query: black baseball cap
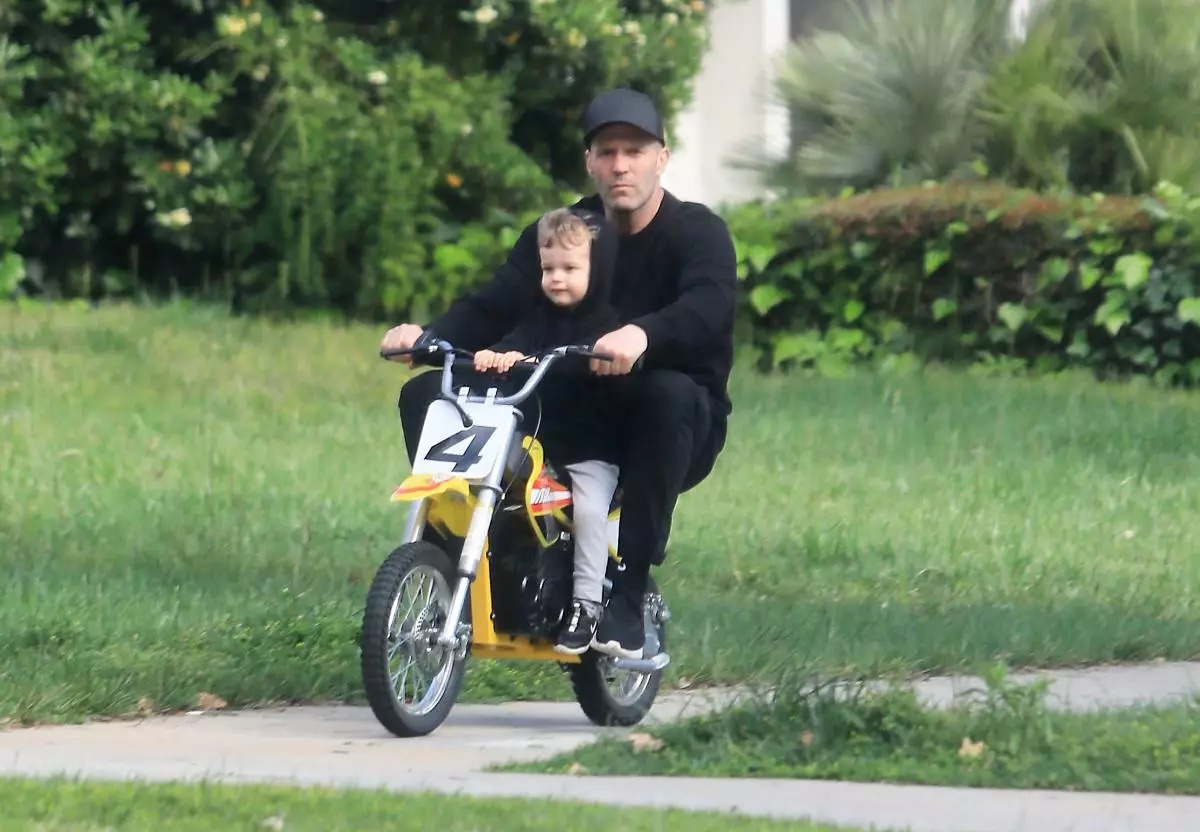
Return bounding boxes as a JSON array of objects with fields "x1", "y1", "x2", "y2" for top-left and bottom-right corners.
[{"x1": 581, "y1": 88, "x2": 666, "y2": 146}]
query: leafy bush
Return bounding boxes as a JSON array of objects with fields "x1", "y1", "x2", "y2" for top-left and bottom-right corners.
[
  {"x1": 0, "y1": 1, "x2": 250, "y2": 300},
  {"x1": 982, "y1": 0, "x2": 1200, "y2": 195},
  {"x1": 751, "y1": 0, "x2": 1012, "y2": 194},
  {"x1": 757, "y1": 0, "x2": 1200, "y2": 198},
  {"x1": 212, "y1": 5, "x2": 558, "y2": 318},
  {"x1": 0, "y1": 0, "x2": 711, "y2": 319},
  {"x1": 726, "y1": 181, "x2": 1200, "y2": 385}
]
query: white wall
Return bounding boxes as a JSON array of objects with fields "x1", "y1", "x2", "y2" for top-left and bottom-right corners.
[{"x1": 662, "y1": 0, "x2": 791, "y2": 210}]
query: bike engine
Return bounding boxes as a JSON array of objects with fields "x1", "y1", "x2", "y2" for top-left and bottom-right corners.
[
  {"x1": 519, "y1": 532, "x2": 573, "y2": 637},
  {"x1": 487, "y1": 496, "x2": 574, "y2": 639}
]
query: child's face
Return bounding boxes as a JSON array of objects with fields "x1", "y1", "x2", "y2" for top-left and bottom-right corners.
[{"x1": 539, "y1": 240, "x2": 590, "y2": 307}]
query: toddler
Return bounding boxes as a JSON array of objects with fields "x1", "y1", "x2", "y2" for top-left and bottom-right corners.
[{"x1": 474, "y1": 206, "x2": 622, "y2": 655}]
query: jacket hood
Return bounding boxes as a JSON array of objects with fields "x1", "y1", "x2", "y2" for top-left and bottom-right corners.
[{"x1": 539, "y1": 207, "x2": 620, "y2": 346}]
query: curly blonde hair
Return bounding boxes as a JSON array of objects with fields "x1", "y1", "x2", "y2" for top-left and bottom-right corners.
[{"x1": 537, "y1": 207, "x2": 597, "y2": 249}]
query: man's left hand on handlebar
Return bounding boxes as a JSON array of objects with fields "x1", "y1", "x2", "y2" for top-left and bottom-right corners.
[
  {"x1": 380, "y1": 323, "x2": 425, "y2": 366},
  {"x1": 590, "y1": 324, "x2": 647, "y2": 376}
]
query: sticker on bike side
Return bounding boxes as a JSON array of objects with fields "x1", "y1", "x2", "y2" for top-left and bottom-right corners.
[
  {"x1": 529, "y1": 475, "x2": 572, "y2": 514},
  {"x1": 411, "y1": 399, "x2": 516, "y2": 481}
]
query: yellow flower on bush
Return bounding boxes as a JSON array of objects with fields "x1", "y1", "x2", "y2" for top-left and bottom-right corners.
[
  {"x1": 474, "y1": 5, "x2": 498, "y2": 24},
  {"x1": 219, "y1": 15, "x2": 247, "y2": 36},
  {"x1": 174, "y1": 160, "x2": 192, "y2": 176},
  {"x1": 446, "y1": 173, "x2": 463, "y2": 188},
  {"x1": 158, "y1": 208, "x2": 193, "y2": 229},
  {"x1": 622, "y1": 20, "x2": 647, "y2": 47}
]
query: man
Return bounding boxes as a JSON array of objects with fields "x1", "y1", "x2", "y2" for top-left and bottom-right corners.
[{"x1": 380, "y1": 87, "x2": 738, "y2": 660}]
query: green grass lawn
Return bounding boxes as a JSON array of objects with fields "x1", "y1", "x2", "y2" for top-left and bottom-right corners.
[
  {"x1": 0, "y1": 777, "x2": 853, "y2": 831},
  {"x1": 504, "y1": 668, "x2": 1200, "y2": 795},
  {"x1": 3, "y1": 300, "x2": 1199, "y2": 723}
]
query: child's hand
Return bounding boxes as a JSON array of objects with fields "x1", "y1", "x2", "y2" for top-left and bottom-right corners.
[
  {"x1": 474, "y1": 350, "x2": 526, "y2": 373},
  {"x1": 474, "y1": 350, "x2": 499, "y2": 372},
  {"x1": 494, "y1": 351, "x2": 525, "y2": 373}
]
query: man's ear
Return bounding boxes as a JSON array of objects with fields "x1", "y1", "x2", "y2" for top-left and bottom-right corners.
[
  {"x1": 584, "y1": 147, "x2": 595, "y2": 177},
  {"x1": 656, "y1": 144, "x2": 671, "y2": 176}
]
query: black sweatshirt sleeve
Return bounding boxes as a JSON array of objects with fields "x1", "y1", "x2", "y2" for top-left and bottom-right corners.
[
  {"x1": 490, "y1": 319, "x2": 536, "y2": 354},
  {"x1": 424, "y1": 220, "x2": 542, "y2": 351},
  {"x1": 628, "y1": 207, "x2": 738, "y2": 359}
]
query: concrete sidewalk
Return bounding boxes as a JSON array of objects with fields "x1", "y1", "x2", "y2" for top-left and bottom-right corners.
[{"x1": 2, "y1": 661, "x2": 1199, "y2": 831}]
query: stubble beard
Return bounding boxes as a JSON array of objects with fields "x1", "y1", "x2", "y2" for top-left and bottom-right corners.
[{"x1": 602, "y1": 185, "x2": 646, "y2": 230}]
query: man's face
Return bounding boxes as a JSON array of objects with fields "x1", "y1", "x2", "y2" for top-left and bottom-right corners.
[
  {"x1": 540, "y1": 240, "x2": 591, "y2": 307},
  {"x1": 585, "y1": 124, "x2": 669, "y2": 216}
]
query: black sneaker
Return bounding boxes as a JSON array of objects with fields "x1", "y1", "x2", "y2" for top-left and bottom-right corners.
[
  {"x1": 554, "y1": 598, "x2": 602, "y2": 655},
  {"x1": 590, "y1": 591, "x2": 645, "y2": 659}
]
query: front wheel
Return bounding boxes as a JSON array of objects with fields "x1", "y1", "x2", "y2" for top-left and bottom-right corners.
[
  {"x1": 360, "y1": 540, "x2": 468, "y2": 737},
  {"x1": 569, "y1": 576, "x2": 668, "y2": 727}
]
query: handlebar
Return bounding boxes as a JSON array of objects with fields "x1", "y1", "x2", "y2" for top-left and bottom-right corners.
[{"x1": 381, "y1": 337, "x2": 624, "y2": 408}]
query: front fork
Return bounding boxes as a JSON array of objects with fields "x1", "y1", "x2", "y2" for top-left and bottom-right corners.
[
  {"x1": 402, "y1": 489, "x2": 498, "y2": 657},
  {"x1": 401, "y1": 497, "x2": 429, "y2": 543}
]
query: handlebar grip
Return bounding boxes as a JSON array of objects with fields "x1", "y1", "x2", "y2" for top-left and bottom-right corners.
[{"x1": 565, "y1": 346, "x2": 614, "y2": 362}]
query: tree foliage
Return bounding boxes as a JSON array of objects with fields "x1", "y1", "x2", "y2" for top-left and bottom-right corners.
[
  {"x1": 0, "y1": 0, "x2": 711, "y2": 317},
  {"x1": 757, "y1": 0, "x2": 1200, "y2": 198}
]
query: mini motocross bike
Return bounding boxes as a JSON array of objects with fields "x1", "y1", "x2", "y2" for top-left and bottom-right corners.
[{"x1": 360, "y1": 336, "x2": 671, "y2": 738}]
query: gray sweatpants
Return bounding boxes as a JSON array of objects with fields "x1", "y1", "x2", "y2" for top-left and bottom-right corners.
[{"x1": 563, "y1": 459, "x2": 620, "y2": 605}]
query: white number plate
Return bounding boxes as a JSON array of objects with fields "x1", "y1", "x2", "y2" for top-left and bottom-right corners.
[{"x1": 411, "y1": 399, "x2": 513, "y2": 481}]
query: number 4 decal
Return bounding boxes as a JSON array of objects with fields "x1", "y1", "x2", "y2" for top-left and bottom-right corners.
[{"x1": 425, "y1": 425, "x2": 497, "y2": 472}]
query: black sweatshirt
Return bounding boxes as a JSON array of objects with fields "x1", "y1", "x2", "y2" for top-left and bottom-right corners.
[{"x1": 426, "y1": 190, "x2": 738, "y2": 420}]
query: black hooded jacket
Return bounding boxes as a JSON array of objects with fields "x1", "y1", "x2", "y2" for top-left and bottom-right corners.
[
  {"x1": 489, "y1": 208, "x2": 621, "y2": 361},
  {"x1": 487, "y1": 208, "x2": 626, "y2": 466}
]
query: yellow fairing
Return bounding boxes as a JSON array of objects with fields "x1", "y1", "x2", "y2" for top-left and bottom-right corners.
[
  {"x1": 518, "y1": 436, "x2": 622, "y2": 563},
  {"x1": 390, "y1": 473, "x2": 474, "y2": 539},
  {"x1": 518, "y1": 436, "x2": 553, "y2": 548}
]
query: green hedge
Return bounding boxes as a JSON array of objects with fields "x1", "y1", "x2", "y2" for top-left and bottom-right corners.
[
  {"x1": 725, "y1": 181, "x2": 1200, "y2": 385},
  {"x1": 0, "y1": 0, "x2": 710, "y2": 320}
]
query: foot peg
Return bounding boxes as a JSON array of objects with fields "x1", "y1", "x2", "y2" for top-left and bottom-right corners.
[{"x1": 608, "y1": 652, "x2": 670, "y2": 672}]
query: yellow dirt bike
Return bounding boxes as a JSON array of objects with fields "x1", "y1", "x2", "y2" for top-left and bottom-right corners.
[{"x1": 360, "y1": 337, "x2": 671, "y2": 738}]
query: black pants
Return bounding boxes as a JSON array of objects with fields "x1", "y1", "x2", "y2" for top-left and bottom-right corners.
[{"x1": 397, "y1": 366, "x2": 726, "y2": 599}]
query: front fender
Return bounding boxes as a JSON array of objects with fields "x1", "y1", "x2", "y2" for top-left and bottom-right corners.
[
  {"x1": 390, "y1": 473, "x2": 472, "y2": 503},
  {"x1": 390, "y1": 473, "x2": 475, "y2": 539}
]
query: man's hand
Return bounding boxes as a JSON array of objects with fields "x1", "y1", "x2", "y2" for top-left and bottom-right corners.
[
  {"x1": 380, "y1": 324, "x2": 425, "y2": 366},
  {"x1": 590, "y1": 324, "x2": 648, "y2": 375}
]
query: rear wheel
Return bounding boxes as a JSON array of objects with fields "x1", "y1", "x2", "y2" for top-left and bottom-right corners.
[
  {"x1": 360, "y1": 541, "x2": 468, "y2": 737},
  {"x1": 569, "y1": 576, "x2": 668, "y2": 727}
]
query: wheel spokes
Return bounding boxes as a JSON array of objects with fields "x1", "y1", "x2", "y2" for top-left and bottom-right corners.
[{"x1": 385, "y1": 564, "x2": 456, "y2": 715}]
